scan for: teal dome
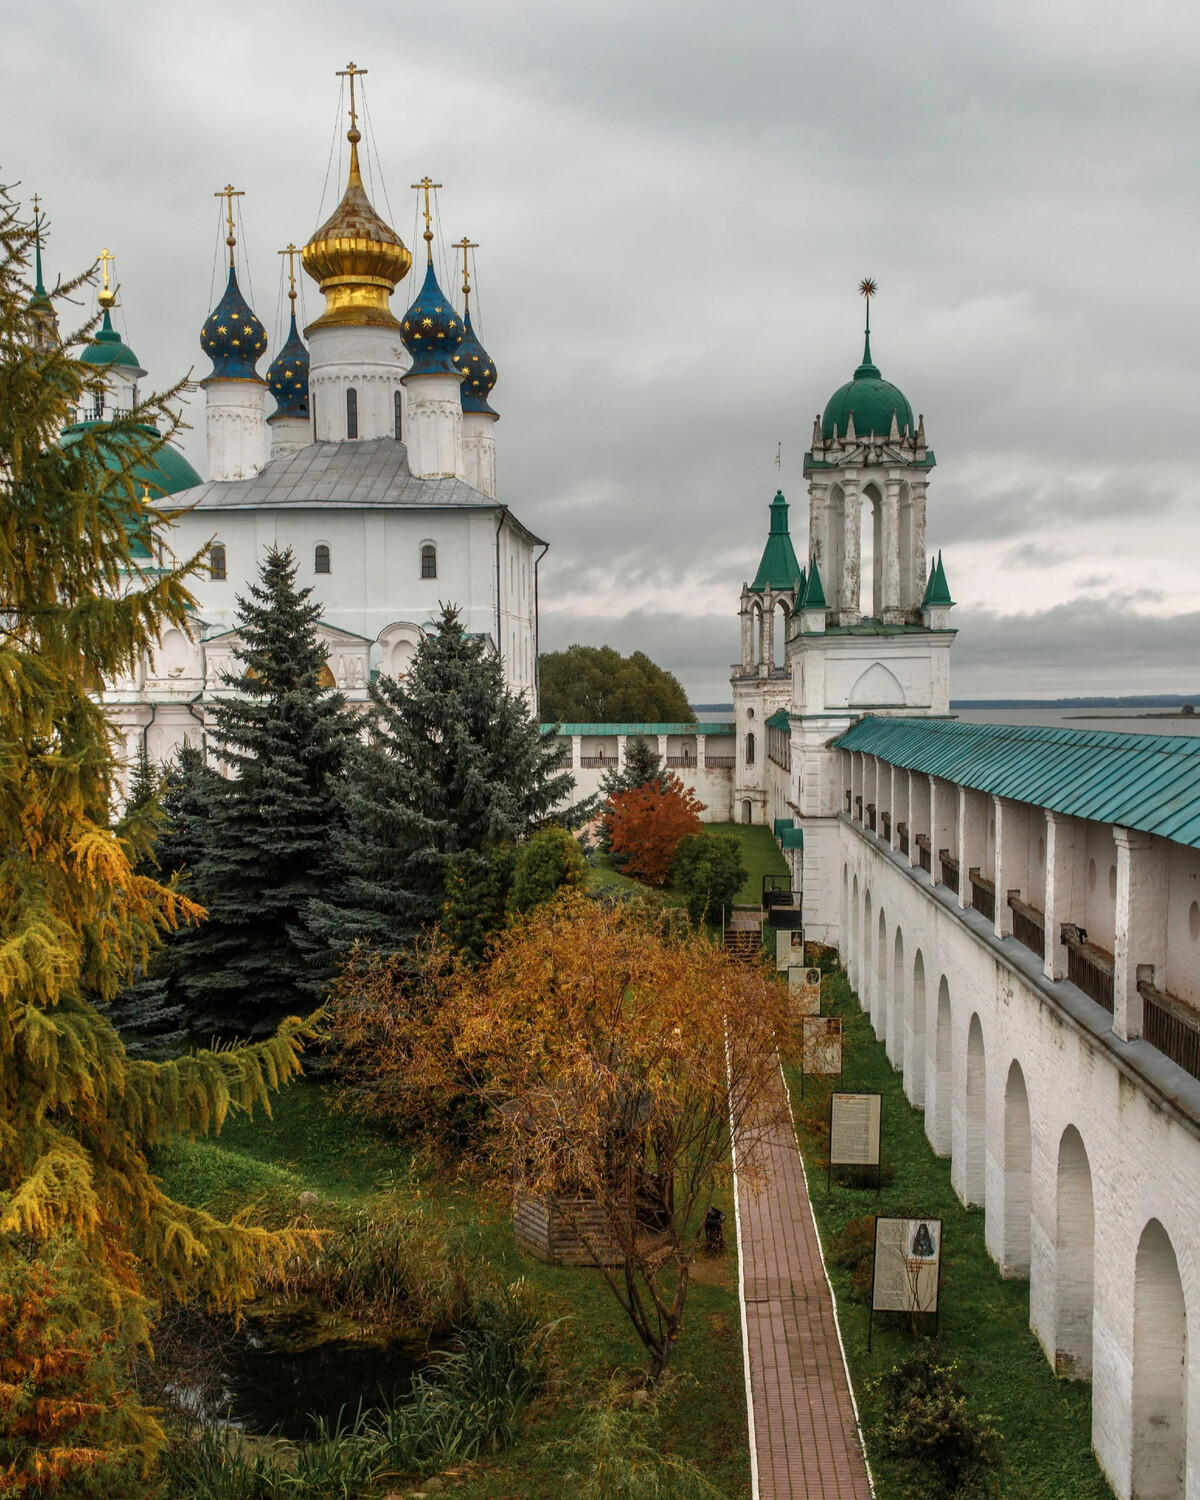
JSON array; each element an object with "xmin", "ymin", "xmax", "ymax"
[
  {"xmin": 79, "ymin": 309, "xmax": 145, "ymax": 373},
  {"xmin": 821, "ymin": 332, "xmax": 914, "ymax": 441}
]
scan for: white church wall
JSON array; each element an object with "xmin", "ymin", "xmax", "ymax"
[
  {"xmin": 171, "ymin": 504, "xmax": 535, "ymax": 692},
  {"xmin": 840, "ymin": 816, "xmax": 1200, "ymax": 1500}
]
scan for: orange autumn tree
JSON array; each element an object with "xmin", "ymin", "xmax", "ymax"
[
  {"xmin": 455, "ymin": 894, "xmax": 789, "ymax": 1380},
  {"xmin": 606, "ymin": 772, "xmax": 705, "ymax": 885}
]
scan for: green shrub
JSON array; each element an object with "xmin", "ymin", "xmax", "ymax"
[
  {"xmin": 511, "ymin": 825, "xmax": 587, "ymax": 913},
  {"xmin": 442, "ymin": 845, "xmax": 516, "ymax": 963},
  {"xmin": 669, "ymin": 832, "xmax": 746, "ymax": 926},
  {"xmin": 542, "ymin": 1383, "xmax": 726, "ymax": 1498},
  {"xmin": 874, "ymin": 1347, "xmax": 1003, "ymax": 1499}
]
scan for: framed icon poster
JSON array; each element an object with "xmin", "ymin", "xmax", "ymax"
[
  {"xmin": 828, "ymin": 1091, "xmax": 882, "ymax": 1192},
  {"xmin": 869, "ymin": 1216, "xmax": 943, "ymax": 1347}
]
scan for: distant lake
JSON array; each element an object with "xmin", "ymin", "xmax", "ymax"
[{"xmin": 953, "ymin": 707, "xmax": 1200, "ymax": 739}]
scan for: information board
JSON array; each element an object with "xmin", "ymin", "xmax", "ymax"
[
  {"xmin": 775, "ymin": 927, "xmax": 806, "ymax": 970},
  {"xmin": 788, "ymin": 964, "xmax": 822, "ymax": 1016},
  {"xmin": 829, "ymin": 1092, "xmax": 882, "ymax": 1167},
  {"xmin": 800, "ymin": 1014, "xmax": 843, "ymax": 1083},
  {"xmin": 869, "ymin": 1216, "xmax": 943, "ymax": 1345}
]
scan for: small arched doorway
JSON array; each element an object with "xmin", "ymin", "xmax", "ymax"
[
  {"xmin": 1002, "ymin": 1061, "xmax": 1031, "ymax": 1276},
  {"xmin": 961, "ymin": 1014, "xmax": 986, "ymax": 1206},
  {"xmin": 1132, "ymin": 1219, "xmax": 1187, "ymax": 1498},
  {"xmin": 741, "ymin": 798, "xmax": 752, "ymax": 825},
  {"xmin": 1055, "ymin": 1125, "xmax": 1095, "ymax": 1378}
]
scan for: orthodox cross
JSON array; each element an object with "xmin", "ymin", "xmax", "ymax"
[
  {"xmin": 30, "ymin": 192, "xmax": 41, "ymax": 227},
  {"xmin": 411, "ymin": 176, "xmax": 442, "ymax": 259},
  {"xmin": 336, "ymin": 61, "xmax": 367, "ymax": 137},
  {"xmin": 98, "ymin": 247, "xmax": 116, "ymax": 309},
  {"xmin": 278, "ymin": 243, "xmax": 300, "ymax": 308},
  {"xmin": 215, "ymin": 184, "xmax": 244, "ymax": 269},
  {"xmin": 452, "ymin": 237, "xmax": 478, "ymax": 304}
]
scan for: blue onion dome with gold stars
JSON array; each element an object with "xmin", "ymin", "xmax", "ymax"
[
  {"xmin": 266, "ymin": 311, "xmax": 309, "ymax": 417},
  {"xmin": 200, "ymin": 268, "xmax": 267, "ymax": 382},
  {"xmin": 401, "ymin": 259, "xmax": 464, "ymax": 375},
  {"xmin": 453, "ymin": 308, "xmax": 497, "ymax": 414}
]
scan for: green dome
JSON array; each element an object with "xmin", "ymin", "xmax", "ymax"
[
  {"xmin": 821, "ymin": 331, "xmax": 914, "ymax": 441},
  {"xmin": 78, "ymin": 309, "xmax": 144, "ymax": 373},
  {"xmin": 60, "ymin": 423, "xmax": 202, "ymax": 558}
]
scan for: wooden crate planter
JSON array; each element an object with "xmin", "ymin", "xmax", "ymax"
[{"xmin": 513, "ymin": 1191, "xmax": 623, "ymax": 1267}]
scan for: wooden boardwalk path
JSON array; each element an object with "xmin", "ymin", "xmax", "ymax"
[{"xmin": 734, "ymin": 1065, "xmax": 873, "ymax": 1498}]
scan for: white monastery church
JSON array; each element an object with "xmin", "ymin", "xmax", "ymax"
[{"xmin": 75, "ymin": 66, "xmax": 541, "ymax": 770}]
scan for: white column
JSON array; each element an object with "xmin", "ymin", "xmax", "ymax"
[
  {"xmin": 1044, "ymin": 810, "xmax": 1081, "ymax": 981},
  {"xmin": 930, "ymin": 777, "xmax": 955, "ymax": 886},
  {"xmin": 958, "ymin": 787, "xmax": 988, "ymax": 913},
  {"xmin": 909, "ymin": 477, "xmax": 929, "ymax": 612},
  {"xmin": 881, "ymin": 474, "xmax": 902, "ymax": 623},
  {"xmin": 401, "ymin": 371, "xmax": 465, "ymax": 478},
  {"xmin": 463, "ymin": 410, "xmax": 497, "ymax": 497},
  {"xmin": 994, "ymin": 798, "xmax": 1030, "ymax": 939},
  {"xmin": 571, "ymin": 734, "xmax": 582, "ymax": 769},
  {"xmin": 203, "ymin": 379, "xmax": 268, "ymax": 482},
  {"xmin": 1113, "ymin": 827, "xmax": 1169, "ymax": 1041},
  {"xmin": 841, "ymin": 476, "xmax": 862, "ymax": 623}
]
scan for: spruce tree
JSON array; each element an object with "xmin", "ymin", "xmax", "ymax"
[
  {"xmin": 0, "ymin": 187, "xmax": 309, "ymax": 1489},
  {"xmin": 309, "ymin": 603, "xmax": 575, "ymax": 958},
  {"xmin": 179, "ymin": 547, "xmax": 356, "ymax": 1037},
  {"xmin": 108, "ymin": 744, "xmax": 215, "ymax": 1055}
]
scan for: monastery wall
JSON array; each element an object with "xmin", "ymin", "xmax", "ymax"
[
  {"xmin": 548, "ymin": 728, "xmax": 737, "ymax": 821},
  {"xmin": 838, "ymin": 812, "xmax": 1200, "ymax": 1499}
]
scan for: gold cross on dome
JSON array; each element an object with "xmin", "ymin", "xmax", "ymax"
[
  {"xmin": 214, "ymin": 184, "xmax": 244, "ymax": 269},
  {"xmin": 278, "ymin": 243, "xmax": 300, "ymax": 305},
  {"xmin": 411, "ymin": 176, "xmax": 443, "ymax": 258},
  {"xmin": 452, "ymin": 237, "xmax": 478, "ymax": 303},
  {"xmin": 336, "ymin": 61, "xmax": 367, "ymax": 136}
]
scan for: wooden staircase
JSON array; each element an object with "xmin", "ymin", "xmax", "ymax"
[{"xmin": 723, "ymin": 908, "xmax": 764, "ymax": 964}]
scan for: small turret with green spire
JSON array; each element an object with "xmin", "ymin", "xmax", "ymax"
[
  {"xmin": 750, "ymin": 490, "xmax": 806, "ymax": 594},
  {"xmin": 922, "ymin": 550, "xmax": 953, "ymax": 608},
  {"xmin": 26, "ymin": 196, "xmax": 58, "ymax": 347}
]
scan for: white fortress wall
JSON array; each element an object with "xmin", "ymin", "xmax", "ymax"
[{"xmin": 827, "ymin": 744, "xmax": 1200, "ymax": 1500}]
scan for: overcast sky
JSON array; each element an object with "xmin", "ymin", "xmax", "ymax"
[{"xmin": 7, "ymin": 0, "xmax": 1200, "ymax": 701}]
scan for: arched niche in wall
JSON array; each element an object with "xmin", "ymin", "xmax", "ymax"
[
  {"xmin": 849, "ymin": 662, "xmax": 906, "ymax": 708},
  {"xmin": 377, "ymin": 620, "xmax": 425, "ymax": 681}
]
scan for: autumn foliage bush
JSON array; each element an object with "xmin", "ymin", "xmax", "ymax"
[
  {"xmin": 326, "ymin": 892, "xmax": 791, "ymax": 1380},
  {"xmin": 604, "ymin": 774, "xmax": 705, "ymax": 885}
]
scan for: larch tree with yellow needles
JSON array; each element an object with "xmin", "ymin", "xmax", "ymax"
[{"xmin": 0, "ymin": 186, "xmax": 310, "ymax": 1494}]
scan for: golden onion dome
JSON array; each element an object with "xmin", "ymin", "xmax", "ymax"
[{"xmin": 302, "ymin": 131, "xmax": 412, "ymax": 331}]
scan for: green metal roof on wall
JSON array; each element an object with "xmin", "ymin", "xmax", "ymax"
[
  {"xmin": 749, "ymin": 490, "xmax": 805, "ymax": 593},
  {"xmin": 781, "ymin": 827, "xmax": 804, "ymax": 849},
  {"xmin": 766, "ymin": 709, "xmax": 791, "ymax": 730},
  {"xmin": 836, "ymin": 716, "xmax": 1200, "ymax": 851},
  {"xmin": 542, "ymin": 722, "xmax": 735, "ymax": 736}
]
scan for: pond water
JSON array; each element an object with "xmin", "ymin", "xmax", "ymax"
[{"xmin": 216, "ymin": 1329, "xmax": 431, "ymax": 1440}]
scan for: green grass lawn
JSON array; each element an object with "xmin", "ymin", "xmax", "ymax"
[
  {"xmin": 585, "ymin": 821, "xmax": 789, "ymax": 913},
  {"xmin": 155, "ymin": 1081, "xmax": 751, "ymax": 1498},
  {"xmin": 786, "ymin": 969, "xmax": 1113, "ymax": 1500},
  {"xmin": 705, "ymin": 822, "xmax": 790, "ymax": 905}
]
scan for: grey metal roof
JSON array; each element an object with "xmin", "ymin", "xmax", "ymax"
[
  {"xmin": 176, "ymin": 439, "xmax": 502, "ymax": 513},
  {"xmin": 836, "ymin": 716, "xmax": 1200, "ymax": 851}
]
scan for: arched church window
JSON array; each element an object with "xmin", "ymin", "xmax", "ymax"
[
  {"xmin": 314, "ymin": 543, "xmax": 331, "ymax": 575},
  {"xmin": 346, "ymin": 387, "xmax": 358, "ymax": 440},
  {"xmin": 394, "ymin": 390, "xmax": 403, "ymax": 442},
  {"xmin": 746, "ymin": 732, "xmax": 756, "ymax": 766},
  {"xmin": 421, "ymin": 543, "xmax": 437, "ymax": 579},
  {"xmin": 210, "ymin": 542, "xmax": 227, "ymax": 581}
]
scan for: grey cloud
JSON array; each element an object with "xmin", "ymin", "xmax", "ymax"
[{"xmin": 6, "ymin": 0, "xmax": 1200, "ymax": 699}]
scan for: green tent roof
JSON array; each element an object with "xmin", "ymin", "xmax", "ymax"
[
  {"xmin": 750, "ymin": 490, "xmax": 805, "ymax": 594},
  {"xmin": 836, "ymin": 716, "xmax": 1200, "ymax": 851},
  {"xmin": 922, "ymin": 551, "xmax": 953, "ymax": 607},
  {"xmin": 800, "ymin": 556, "xmax": 827, "ymax": 609}
]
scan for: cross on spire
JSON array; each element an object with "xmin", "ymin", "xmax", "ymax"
[
  {"xmin": 278, "ymin": 243, "xmax": 300, "ymax": 306},
  {"xmin": 411, "ymin": 177, "xmax": 442, "ymax": 261},
  {"xmin": 452, "ymin": 237, "xmax": 478, "ymax": 304},
  {"xmin": 336, "ymin": 61, "xmax": 367, "ymax": 139},
  {"xmin": 858, "ymin": 276, "xmax": 879, "ymax": 371},
  {"xmin": 215, "ymin": 184, "xmax": 244, "ymax": 270},
  {"xmin": 98, "ymin": 247, "xmax": 116, "ymax": 309}
]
